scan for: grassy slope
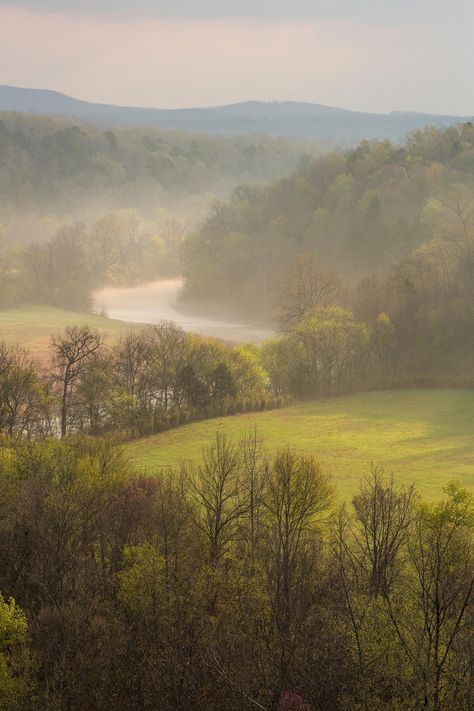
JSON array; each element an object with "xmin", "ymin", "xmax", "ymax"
[
  {"xmin": 124, "ymin": 389, "xmax": 474, "ymax": 500},
  {"xmin": 0, "ymin": 305, "xmax": 143, "ymax": 361}
]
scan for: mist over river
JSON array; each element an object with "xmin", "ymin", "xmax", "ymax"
[{"xmin": 93, "ymin": 278, "xmax": 273, "ymax": 343}]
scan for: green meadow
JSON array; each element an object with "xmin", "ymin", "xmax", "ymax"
[
  {"xmin": 124, "ymin": 389, "xmax": 474, "ymax": 500},
  {"xmin": 0, "ymin": 305, "xmax": 142, "ymax": 361}
]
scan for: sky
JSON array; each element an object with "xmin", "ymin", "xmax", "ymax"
[{"xmin": 0, "ymin": 1, "xmax": 473, "ymax": 114}]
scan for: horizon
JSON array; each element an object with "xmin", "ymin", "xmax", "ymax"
[
  {"xmin": 2, "ymin": 82, "xmax": 473, "ymax": 118},
  {"xmin": 1, "ymin": 1, "xmax": 474, "ymax": 114}
]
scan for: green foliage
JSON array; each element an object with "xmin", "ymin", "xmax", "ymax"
[
  {"xmin": 294, "ymin": 307, "xmax": 372, "ymax": 397},
  {"xmin": 261, "ymin": 335, "xmax": 309, "ymax": 396},
  {"xmin": 0, "ymin": 594, "xmax": 30, "ymax": 709},
  {"xmin": 0, "ymin": 594, "xmax": 27, "ymax": 650},
  {"xmin": 182, "ymin": 123, "xmax": 474, "ymax": 317},
  {"xmin": 118, "ymin": 544, "xmax": 165, "ymax": 617}
]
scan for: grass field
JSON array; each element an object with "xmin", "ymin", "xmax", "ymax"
[
  {"xmin": 124, "ymin": 389, "xmax": 474, "ymax": 500},
  {"xmin": 0, "ymin": 305, "xmax": 143, "ymax": 361}
]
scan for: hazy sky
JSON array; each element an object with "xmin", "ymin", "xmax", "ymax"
[{"xmin": 0, "ymin": 1, "xmax": 473, "ymax": 113}]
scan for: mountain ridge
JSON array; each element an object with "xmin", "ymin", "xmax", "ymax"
[{"xmin": 1, "ymin": 84, "xmax": 472, "ymax": 142}]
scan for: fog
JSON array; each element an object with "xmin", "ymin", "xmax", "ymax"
[
  {"xmin": 94, "ymin": 279, "xmax": 273, "ymax": 342},
  {"xmin": 2, "ymin": 3, "xmax": 474, "ymax": 709}
]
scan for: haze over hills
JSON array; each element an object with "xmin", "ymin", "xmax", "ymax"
[{"xmin": 1, "ymin": 84, "xmax": 473, "ymax": 143}]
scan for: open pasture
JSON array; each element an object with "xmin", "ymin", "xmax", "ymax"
[{"xmin": 124, "ymin": 389, "xmax": 474, "ymax": 500}]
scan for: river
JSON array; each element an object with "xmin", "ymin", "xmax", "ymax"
[{"xmin": 93, "ymin": 279, "xmax": 273, "ymax": 343}]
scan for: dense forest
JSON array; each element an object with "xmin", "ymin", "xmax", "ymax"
[
  {"xmin": 0, "ymin": 112, "xmax": 314, "ymax": 227},
  {"xmin": 4, "ymin": 124, "xmax": 474, "ymax": 389},
  {"xmin": 0, "ymin": 432, "xmax": 472, "ymax": 710},
  {"xmin": 3, "ymin": 1, "xmax": 474, "ymax": 708},
  {"xmin": 183, "ymin": 122, "xmax": 474, "ymax": 312},
  {"xmin": 179, "ymin": 123, "xmax": 474, "ymax": 383}
]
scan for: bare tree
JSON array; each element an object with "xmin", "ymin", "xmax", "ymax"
[
  {"xmin": 264, "ymin": 450, "xmax": 333, "ymax": 706},
  {"xmin": 385, "ymin": 483, "xmax": 474, "ymax": 711},
  {"xmin": 161, "ymin": 214, "xmax": 188, "ymax": 261},
  {"xmin": 274, "ymin": 252, "xmax": 341, "ymax": 331},
  {"xmin": 0, "ymin": 342, "xmax": 49, "ymax": 438},
  {"xmin": 186, "ymin": 433, "xmax": 248, "ymax": 567},
  {"xmin": 50, "ymin": 326, "xmax": 103, "ymax": 437},
  {"xmin": 330, "ymin": 470, "xmax": 415, "ymax": 710},
  {"xmin": 352, "ymin": 466, "xmax": 415, "ymax": 597},
  {"xmin": 112, "ymin": 331, "xmax": 151, "ymax": 431},
  {"xmin": 439, "ymin": 192, "xmax": 474, "ymax": 258},
  {"xmin": 145, "ymin": 321, "xmax": 186, "ymax": 415},
  {"xmin": 239, "ymin": 429, "xmax": 268, "ymax": 559}
]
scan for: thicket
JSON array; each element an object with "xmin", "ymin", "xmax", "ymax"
[{"xmin": 0, "ymin": 433, "xmax": 472, "ymax": 710}]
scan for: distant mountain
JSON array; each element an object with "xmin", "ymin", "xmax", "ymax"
[{"xmin": 1, "ymin": 84, "xmax": 472, "ymax": 142}]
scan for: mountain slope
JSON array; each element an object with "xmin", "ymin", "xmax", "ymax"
[{"xmin": 1, "ymin": 84, "xmax": 472, "ymax": 142}]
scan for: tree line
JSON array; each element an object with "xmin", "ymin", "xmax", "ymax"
[
  {"xmin": 0, "ymin": 432, "xmax": 472, "ymax": 710},
  {"xmin": 2, "ymin": 280, "xmax": 472, "ymax": 448},
  {"xmin": 0, "ymin": 322, "xmax": 286, "ymax": 441}
]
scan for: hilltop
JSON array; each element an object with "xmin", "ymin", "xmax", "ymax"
[{"xmin": 1, "ymin": 84, "xmax": 473, "ymax": 142}]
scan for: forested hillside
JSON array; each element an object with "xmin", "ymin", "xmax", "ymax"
[
  {"xmin": 1, "ymin": 84, "xmax": 472, "ymax": 141},
  {"xmin": 183, "ymin": 123, "xmax": 474, "ymax": 315},
  {"xmin": 0, "ymin": 111, "xmax": 312, "ymax": 226}
]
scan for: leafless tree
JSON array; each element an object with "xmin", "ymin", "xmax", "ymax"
[
  {"xmin": 352, "ymin": 466, "xmax": 415, "ymax": 597},
  {"xmin": 50, "ymin": 326, "xmax": 103, "ymax": 437},
  {"xmin": 239, "ymin": 429, "xmax": 268, "ymax": 559},
  {"xmin": 330, "ymin": 470, "xmax": 415, "ymax": 710},
  {"xmin": 145, "ymin": 321, "xmax": 186, "ymax": 415},
  {"xmin": 274, "ymin": 252, "xmax": 341, "ymax": 331},
  {"xmin": 439, "ymin": 192, "xmax": 474, "ymax": 258},
  {"xmin": 186, "ymin": 433, "xmax": 248, "ymax": 567},
  {"xmin": 264, "ymin": 450, "xmax": 333, "ymax": 706},
  {"xmin": 0, "ymin": 342, "xmax": 49, "ymax": 438},
  {"xmin": 386, "ymin": 484, "xmax": 474, "ymax": 711}
]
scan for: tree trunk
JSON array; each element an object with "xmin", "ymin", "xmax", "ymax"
[{"xmin": 60, "ymin": 370, "xmax": 69, "ymax": 438}]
